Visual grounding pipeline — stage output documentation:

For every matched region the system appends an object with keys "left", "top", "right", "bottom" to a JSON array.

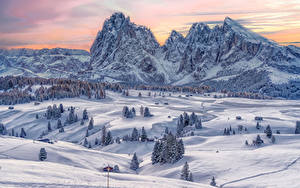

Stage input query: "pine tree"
[
  {"left": 36, "top": 114, "right": 39, "bottom": 119},
  {"left": 210, "top": 176, "right": 216, "bottom": 186},
  {"left": 254, "top": 135, "right": 264, "bottom": 146},
  {"left": 176, "top": 118, "right": 184, "bottom": 137},
  {"left": 143, "top": 107, "right": 151, "bottom": 117},
  {"left": 151, "top": 141, "right": 161, "bottom": 164},
  {"left": 80, "top": 118, "right": 84, "bottom": 125},
  {"left": 265, "top": 125, "right": 272, "bottom": 138},
  {"left": 0, "top": 123, "right": 7, "bottom": 135},
  {"left": 130, "top": 153, "right": 139, "bottom": 170},
  {"left": 131, "top": 107, "right": 136, "bottom": 117},
  {"left": 256, "top": 122, "right": 261, "bottom": 129},
  {"left": 116, "top": 137, "right": 121, "bottom": 144},
  {"left": 20, "top": 128, "right": 26, "bottom": 138},
  {"left": 195, "top": 118, "right": 202, "bottom": 129},
  {"left": 47, "top": 121, "right": 52, "bottom": 132},
  {"left": 140, "top": 106, "right": 144, "bottom": 116},
  {"left": 180, "top": 162, "right": 189, "bottom": 181},
  {"left": 164, "top": 127, "right": 169, "bottom": 134},
  {"left": 11, "top": 128, "right": 15, "bottom": 136},
  {"left": 82, "top": 109, "right": 88, "bottom": 120},
  {"left": 46, "top": 105, "right": 52, "bottom": 119},
  {"left": 88, "top": 117, "right": 94, "bottom": 130},
  {"left": 59, "top": 103, "right": 64, "bottom": 113},
  {"left": 105, "top": 131, "right": 113, "bottom": 145},
  {"left": 245, "top": 140, "right": 249, "bottom": 146},
  {"left": 85, "top": 129, "right": 89, "bottom": 137},
  {"left": 59, "top": 127, "right": 64, "bottom": 133},
  {"left": 140, "top": 127, "right": 147, "bottom": 142},
  {"left": 101, "top": 126, "right": 107, "bottom": 146},
  {"left": 295, "top": 121, "right": 300, "bottom": 134},
  {"left": 57, "top": 119, "right": 62, "bottom": 129},
  {"left": 88, "top": 142, "right": 92, "bottom": 148},
  {"left": 114, "top": 165, "right": 120, "bottom": 173},
  {"left": 39, "top": 148, "right": 47, "bottom": 161},
  {"left": 176, "top": 139, "right": 185, "bottom": 161},
  {"left": 131, "top": 128, "right": 139, "bottom": 141}
]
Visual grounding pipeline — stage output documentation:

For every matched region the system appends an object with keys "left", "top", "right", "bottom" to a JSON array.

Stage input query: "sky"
[{"left": 0, "top": 0, "right": 300, "bottom": 51}]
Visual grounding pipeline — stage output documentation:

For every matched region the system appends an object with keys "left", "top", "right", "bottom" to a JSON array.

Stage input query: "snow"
[{"left": 1, "top": 90, "right": 300, "bottom": 187}]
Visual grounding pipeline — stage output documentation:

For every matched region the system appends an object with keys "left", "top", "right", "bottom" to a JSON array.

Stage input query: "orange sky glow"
[{"left": 0, "top": 0, "right": 300, "bottom": 51}]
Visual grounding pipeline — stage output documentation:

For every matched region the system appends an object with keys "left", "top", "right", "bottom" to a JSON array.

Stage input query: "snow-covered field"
[{"left": 1, "top": 90, "right": 300, "bottom": 187}]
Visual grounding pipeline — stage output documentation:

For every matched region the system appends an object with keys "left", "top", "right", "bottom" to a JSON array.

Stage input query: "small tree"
[
  {"left": 20, "top": 128, "right": 26, "bottom": 138},
  {"left": 59, "top": 127, "right": 64, "bottom": 133},
  {"left": 88, "top": 117, "right": 94, "bottom": 130},
  {"left": 59, "top": 103, "right": 64, "bottom": 113},
  {"left": 82, "top": 109, "right": 88, "bottom": 120},
  {"left": 195, "top": 118, "right": 202, "bottom": 129},
  {"left": 47, "top": 121, "right": 52, "bottom": 132},
  {"left": 140, "top": 127, "right": 147, "bottom": 142},
  {"left": 113, "top": 165, "right": 120, "bottom": 173},
  {"left": 130, "top": 153, "right": 139, "bottom": 170},
  {"left": 83, "top": 138, "right": 88, "bottom": 147},
  {"left": 35, "top": 114, "right": 39, "bottom": 119},
  {"left": 295, "top": 121, "right": 300, "bottom": 134},
  {"left": 57, "top": 119, "right": 62, "bottom": 129},
  {"left": 265, "top": 125, "right": 272, "bottom": 138},
  {"left": 210, "top": 176, "right": 216, "bottom": 186},
  {"left": 39, "top": 148, "right": 47, "bottom": 161},
  {"left": 131, "top": 128, "right": 139, "bottom": 141},
  {"left": 180, "top": 162, "right": 189, "bottom": 181}
]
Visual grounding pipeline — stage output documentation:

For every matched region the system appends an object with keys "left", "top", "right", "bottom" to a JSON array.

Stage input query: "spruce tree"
[
  {"left": 59, "top": 103, "right": 64, "bottom": 113},
  {"left": 83, "top": 138, "right": 88, "bottom": 147},
  {"left": 47, "top": 121, "right": 52, "bottom": 132},
  {"left": 295, "top": 121, "right": 300, "bottom": 134},
  {"left": 20, "top": 128, "right": 26, "bottom": 138},
  {"left": 210, "top": 176, "right": 216, "bottom": 186},
  {"left": 265, "top": 125, "right": 272, "bottom": 138},
  {"left": 130, "top": 153, "right": 139, "bottom": 170},
  {"left": 143, "top": 107, "right": 151, "bottom": 117},
  {"left": 271, "top": 135, "right": 276, "bottom": 143},
  {"left": 105, "top": 131, "right": 113, "bottom": 145},
  {"left": 88, "top": 117, "right": 94, "bottom": 130},
  {"left": 57, "top": 119, "right": 62, "bottom": 129},
  {"left": 180, "top": 162, "right": 189, "bottom": 181},
  {"left": 39, "top": 148, "right": 47, "bottom": 161},
  {"left": 188, "top": 172, "right": 193, "bottom": 182},
  {"left": 140, "top": 127, "right": 147, "bottom": 142},
  {"left": 113, "top": 165, "right": 120, "bottom": 173},
  {"left": 151, "top": 141, "right": 162, "bottom": 164},
  {"left": 131, "top": 128, "right": 139, "bottom": 141},
  {"left": 59, "top": 127, "right": 64, "bottom": 133},
  {"left": 82, "top": 109, "right": 88, "bottom": 120},
  {"left": 195, "top": 118, "right": 202, "bottom": 129},
  {"left": 101, "top": 126, "right": 107, "bottom": 146}
]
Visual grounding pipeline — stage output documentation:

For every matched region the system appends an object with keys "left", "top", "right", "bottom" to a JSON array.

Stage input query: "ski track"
[{"left": 219, "top": 155, "right": 300, "bottom": 188}]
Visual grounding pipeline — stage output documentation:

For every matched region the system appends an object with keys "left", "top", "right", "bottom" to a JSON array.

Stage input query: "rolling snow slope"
[{"left": 1, "top": 90, "right": 300, "bottom": 187}]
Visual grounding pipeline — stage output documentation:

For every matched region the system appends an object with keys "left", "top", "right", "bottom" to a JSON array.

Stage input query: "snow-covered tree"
[
  {"left": 47, "top": 121, "right": 52, "bottom": 132},
  {"left": 295, "top": 121, "right": 300, "bottom": 134},
  {"left": 57, "top": 119, "right": 62, "bottom": 129},
  {"left": 140, "top": 106, "right": 144, "bottom": 116},
  {"left": 195, "top": 118, "right": 202, "bottom": 129},
  {"left": 265, "top": 125, "right": 272, "bottom": 138},
  {"left": 88, "top": 117, "right": 94, "bottom": 130},
  {"left": 80, "top": 118, "right": 84, "bottom": 125},
  {"left": 59, "top": 103, "right": 64, "bottom": 113},
  {"left": 20, "top": 128, "right": 26, "bottom": 138},
  {"left": 115, "top": 137, "right": 121, "bottom": 144},
  {"left": 131, "top": 107, "right": 136, "bottom": 117},
  {"left": 151, "top": 141, "right": 162, "bottom": 164},
  {"left": 82, "top": 109, "right": 88, "bottom": 120},
  {"left": 0, "top": 123, "right": 7, "bottom": 135},
  {"left": 130, "top": 153, "right": 139, "bottom": 170},
  {"left": 105, "top": 131, "right": 113, "bottom": 145},
  {"left": 101, "top": 126, "right": 107, "bottom": 146},
  {"left": 39, "top": 148, "right": 47, "bottom": 161},
  {"left": 140, "top": 127, "right": 147, "bottom": 142},
  {"left": 59, "top": 127, "right": 64, "bottom": 133},
  {"left": 131, "top": 128, "right": 139, "bottom": 141},
  {"left": 256, "top": 122, "right": 261, "bottom": 129},
  {"left": 253, "top": 135, "right": 264, "bottom": 146},
  {"left": 143, "top": 107, "right": 152, "bottom": 117},
  {"left": 180, "top": 162, "right": 190, "bottom": 181},
  {"left": 210, "top": 176, "right": 217, "bottom": 186},
  {"left": 113, "top": 165, "right": 120, "bottom": 173}
]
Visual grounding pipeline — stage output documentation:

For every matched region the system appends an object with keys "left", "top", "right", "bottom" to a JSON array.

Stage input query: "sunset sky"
[{"left": 0, "top": 0, "right": 300, "bottom": 51}]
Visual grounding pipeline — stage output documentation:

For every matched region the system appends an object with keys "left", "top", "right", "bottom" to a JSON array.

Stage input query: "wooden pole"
[{"left": 107, "top": 168, "right": 109, "bottom": 188}]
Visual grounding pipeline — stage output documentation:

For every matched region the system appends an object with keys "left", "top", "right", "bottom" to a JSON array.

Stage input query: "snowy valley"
[{"left": 1, "top": 88, "right": 300, "bottom": 187}]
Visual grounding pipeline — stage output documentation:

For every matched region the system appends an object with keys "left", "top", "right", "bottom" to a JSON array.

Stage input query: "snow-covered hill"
[
  {"left": 0, "top": 48, "right": 90, "bottom": 79},
  {"left": 1, "top": 90, "right": 300, "bottom": 187}
]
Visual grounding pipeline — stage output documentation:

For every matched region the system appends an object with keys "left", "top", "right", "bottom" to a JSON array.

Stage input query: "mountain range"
[{"left": 1, "top": 12, "right": 300, "bottom": 98}]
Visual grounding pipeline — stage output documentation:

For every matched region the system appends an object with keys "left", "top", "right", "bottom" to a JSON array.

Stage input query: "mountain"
[
  {"left": 1, "top": 13, "right": 300, "bottom": 98},
  {"left": 89, "top": 13, "right": 300, "bottom": 98},
  {"left": 0, "top": 48, "right": 90, "bottom": 79}
]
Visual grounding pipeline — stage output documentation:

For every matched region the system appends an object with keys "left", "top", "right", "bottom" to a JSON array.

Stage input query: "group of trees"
[
  {"left": 46, "top": 104, "right": 64, "bottom": 119},
  {"left": 176, "top": 112, "right": 202, "bottom": 136},
  {"left": 223, "top": 126, "right": 236, "bottom": 135},
  {"left": 0, "top": 123, "right": 25, "bottom": 138},
  {"left": 122, "top": 127, "right": 149, "bottom": 142},
  {"left": 122, "top": 106, "right": 136, "bottom": 118},
  {"left": 84, "top": 125, "right": 113, "bottom": 148},
  {"left": 151, "top": 132, "right": 184, "bottom": 164}
]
